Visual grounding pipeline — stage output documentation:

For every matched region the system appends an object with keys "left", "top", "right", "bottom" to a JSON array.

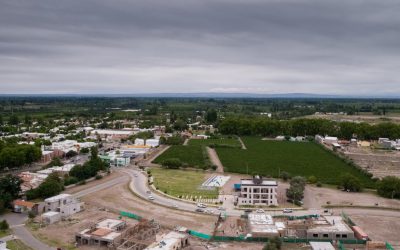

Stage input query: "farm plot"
[
  {"left": 151, "top": 168, "right": 219, "bottom": 199},
  {"left": 216, "top": 137, "right": 375, "bottom": 187},
  {"left": 153, "top": 137, "right": 241, "bottom": 168}
]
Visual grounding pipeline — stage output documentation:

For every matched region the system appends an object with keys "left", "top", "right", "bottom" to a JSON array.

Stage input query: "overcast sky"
[{"left": 1, "top": 0, "right": 400, "bottom": 95}]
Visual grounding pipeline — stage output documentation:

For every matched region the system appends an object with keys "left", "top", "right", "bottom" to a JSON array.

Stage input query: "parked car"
[
  {"left": 244, "top": 209, "right": 252, "bottom": 213},
  {"left": 256, "top": 209, "right": 265, "bottom": 213},
  {"left": 172, "top": 204, "right": 178, "bottom": 208},
  {"left": 195, "top": 208, "right": 205, "bottom": 213},
  {"left": 146, "top": 190, "right": 151, "bottom": 194},
  {"left": 283, "top": 208, "right": 293, "bottom": 213},
  {"left": 217, "top": 207, "right": 226, "bottom": 211},
  {"left": 197, "top": 203, "right": 207, "bottom": 208},
  {"left": 204, "top": 209, "right": 213, "bottom": 214},
  {"left": 134, "top": 174, "right": 138, "bottom": 177},
  {"left": 148, "top": 195, "right": 155, "bottom": 200}
]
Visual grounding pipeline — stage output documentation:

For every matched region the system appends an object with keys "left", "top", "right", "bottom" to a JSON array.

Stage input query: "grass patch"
[
  {"left": 216, "top": 137, "right": 375, "bottom": 188},
  {"left": 7, "top": 239, "right": 35, "bottom": 250},
  {"left": 151, "top": 168, "right": 218, "bottom": 199},
  {"left": 153, "top": 138, "right": 241, "bottom": 168},
  {"left": 0, "top": 229, "right": 10, "bottom": 238}
]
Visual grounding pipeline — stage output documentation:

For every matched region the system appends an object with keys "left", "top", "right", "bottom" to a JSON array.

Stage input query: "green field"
[
  {"left": 153, "top": 145, "right": 206, "bottom": 167},
  {"left": 216, "top": 137, "right": 375, "bottom": 187},
  {"left": 153, "top": 138, "right": 240, "bottom": 168},
  {"left": 151, "top": 168, "right": 218, "bottom": 198},
  {"left": 7, "top": 239, "right": 34, "bottom": 250}
]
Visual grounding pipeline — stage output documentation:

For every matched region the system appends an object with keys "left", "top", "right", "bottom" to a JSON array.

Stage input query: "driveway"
[{"left": 0, "top": 213, "right": 54, "bottom": 250}]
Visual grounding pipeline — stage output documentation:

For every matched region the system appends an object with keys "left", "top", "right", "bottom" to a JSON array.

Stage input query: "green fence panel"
[
  {"left": 120, "top": 211, "right": 142, "bottom": 221},
  {"left": 386, "top": 242, "right": 395, "bottom": 250},
  {"left": 340, "top": 239, "right": 366, "bottom": 244},
  {"left": 338, "top": 241, "right": 346, "bottom": 250},
  {"left": 188, "top": 230, "right": 212, "bottom": 240}
]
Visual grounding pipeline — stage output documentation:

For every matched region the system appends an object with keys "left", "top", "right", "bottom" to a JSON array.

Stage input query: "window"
[
  {"left": 323, "top": 234, "right": 329, "bottom": 238},
  {"left": 342, "top": 234, "right": 347, "bottom": 238},
  {"left": 313, "top": 234, "right": 318, "bottom": 238},
  {"left": 336, "top": 234, "right": 341, "bottom": 238}
]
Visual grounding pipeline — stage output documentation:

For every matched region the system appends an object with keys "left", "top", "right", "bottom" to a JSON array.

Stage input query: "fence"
[
  {"left": 273, "top": 214, "right": 319, "bottom": 220},
  {"left": 120, "top": 211, "right": 142, "bottom": 221},
  {"left": 341, "top": 211, "right": 356, "bottom": 226},
  {"left": 386, "top": 242, "right": 395, "bottom": 250}
]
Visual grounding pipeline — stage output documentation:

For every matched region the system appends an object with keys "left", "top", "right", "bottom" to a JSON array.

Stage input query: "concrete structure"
[
  {"left": 120, "top": 145, "right": 151, "bottom": 156},
  {"left": 75, "top": 219, "right": 127, "bottom": 247},
  {"left": 146, "top": 139, "right": 160, "bottom": 147},
  {"left": 12, "top": 200, "right": 40, "bottom": 214},
  {"left": 247, "top": 213, "right": 284, "bottom": 237},
  {"left": 145, "top": 231, "right": 189, "bottom": 250},
  {"left": 134, "top": 138, "right": 145, "bottom": 146},
  {"left": 324, "top": 136, "right": 338, "bottom": 145},
  {"left": 42, "top": 211, "right": 62, "bottom": 224},
  {"left": 309, "top": 241, "right": 335, "bottom": 250},
  {"left": 237, "top": 176, "right": 278, "bottom": 206},
  {"left": 100, "top": 151, "right": 130, "bottom": 167},
  {"left": 307, "top": 216, "right": 355, "bottom": 241},
  {"left": 44, "top": 194, "right": 82, "bottom": 218},
  {"left": 18, "top": 171, "right": 48, "bottom": 192},
  {"left": 315, "top": 135, "right": 324, "bottom": 144},
  {"left": 91, "top": 129, "right": 134, "bottom": 140},
  {"left": 0, "top": 240, "right": 10, "bottom": 250}
]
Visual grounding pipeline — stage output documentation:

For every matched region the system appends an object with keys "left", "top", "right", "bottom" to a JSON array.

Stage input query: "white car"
[
  {"left": 148, "top": 195, "right": 155, "bottom": 200},
  {"left": 172, "top": 204, "right": 178, "bottom": 208},
  {"left": 134, "top": 174, "right": 138, "bottom": 177},
  {"left": 217, "top": 207, "right": 226, "bottom": 211},
  {"left": 204, "top": 209, "right": 213, "bottom": 214},
  {"left": 283, "top": 208, "right": 293, "bottom": 213},
  {"left": 197, "top": 203, "right": 207, "bottom": 208},
  {"left": 256, "top": 209, "right": 265, "bottom": 213}
]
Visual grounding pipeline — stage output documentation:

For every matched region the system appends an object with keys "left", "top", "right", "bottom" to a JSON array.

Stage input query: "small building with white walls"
[
  {"left": 44, "top": 194, "right": 82, "bottom": 218},
  {"left": 42, "top": 211, "right": 62, "bottom": 224},
  {"left": 146, "top": 139, "right": 160, "bottom": 147}
]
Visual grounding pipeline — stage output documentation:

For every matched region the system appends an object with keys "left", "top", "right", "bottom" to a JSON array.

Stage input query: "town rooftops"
[
  {"left": 44, "top": 193, "right": 72, "bottom": 203},
  {"left": 145, "top": 231, "right": 187, "bottom": 250},
  {"left": 14, "top": 199, "right": 36, "bottom": 208},
  {"left": 241, "top": 179, "right": 277, "bottom": 186}
]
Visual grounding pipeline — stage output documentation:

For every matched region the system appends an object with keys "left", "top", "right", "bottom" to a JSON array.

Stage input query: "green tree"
[
  {"left": 8, "top": 114, "right": 19, "bottom": 125},
  {"left": 0, "top": 220, "right": 9, "bottom": 230},
  {"left": 0, "top": 175, "right": 22, "bottom": 213},
  {"left": 340, "top": 173, "right": 362, "bottom": 192},
  {"left": 66, "top": 150, "right": 78, "bottom": 158},
  {"left": 280, "top": 171, "right": 291, "bottom": 181},
  {"left": 161, "top": 158, "right": 183, "bottom": 169},
  {"left": 377, "top": 176, "right": 400, "bottom": 199},
  {"left": 205, "top": 109, "right": 218, "bottom": 123}
]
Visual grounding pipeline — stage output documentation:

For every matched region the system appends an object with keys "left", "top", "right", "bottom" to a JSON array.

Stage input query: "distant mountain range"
[{"left": 1, "top": 92, "right": 400, "bottom": 99}]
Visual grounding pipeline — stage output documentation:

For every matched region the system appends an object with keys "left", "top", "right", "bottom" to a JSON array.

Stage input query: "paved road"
[
  {"left": 122, "top": 167, "right": 324, "bottom": 217},
  {"left": 68, "top": 175, "right": 129, "bottom": 198},
  {"left": 0, "top": 213, "right": 54, "bottom": 250}
]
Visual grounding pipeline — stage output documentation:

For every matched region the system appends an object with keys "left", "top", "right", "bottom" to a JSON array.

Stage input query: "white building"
[
  {"left": 237, "top": 177, "right": 278, "bottom": 206},
  {"left": 324, "top": 136, "right": 338, "bottom": 145},
  {"left": 42, "top": 211, "right": 62, "bottom": 224},
  {"left": 310, "top": 242, "right": 335, "bottom": 250},
  {"left": 0, "top": 240, "right": 10, "bottom": 250},
  {"left": 99, "top": 151, "right": 130, "bottom": 167},
  {"left": 247, "top": 213, "right": 285, "bottom": 237},
  {"left": 44, "top": 194, "right": 82, "bottom": 218},
  {"left": 134, "top": 138, "right": 145, "bottom": 145},
  {"left": 146, "top": 139, "right": 160, "bottom": 147},
  {"left": 145, "top": 231, "right": 189, "bottom": 250}
]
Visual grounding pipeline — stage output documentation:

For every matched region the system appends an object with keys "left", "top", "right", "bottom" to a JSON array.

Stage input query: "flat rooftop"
[
  {"left": 308, "top": 216, "right": 353, "bottom": 233},
  {"left": 310, "top": 241, "right": 335, "bottom": 250},
  {"left": 44, "top": 193, "right": 72, "bottom": 202},
  {"left": 241, "top": 179, "right": 277, "bottom": 186},
  {"left": 145, "top": 231, "right": 186, "bottom": 250},
  {"left": 96, "top": 219, "right": 125, "bottom": 230}
]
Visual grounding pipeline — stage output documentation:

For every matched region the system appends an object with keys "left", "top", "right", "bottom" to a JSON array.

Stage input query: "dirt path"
[
  {"left": 207, "top": 146, "right": 224, "bottom": 173},
  {"left": 138, "top": 145, "right": 170, "bottom": 167},
  {"left": 183, "top": 139, "right": 189, "bottom": 145},
  {"left": 238, "top": 137, "right": 247, "bottom": 149}
]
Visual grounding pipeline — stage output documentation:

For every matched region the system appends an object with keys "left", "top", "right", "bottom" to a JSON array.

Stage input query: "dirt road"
[{"left": 207, "top": 146, "right": 224, "bottom": 172}]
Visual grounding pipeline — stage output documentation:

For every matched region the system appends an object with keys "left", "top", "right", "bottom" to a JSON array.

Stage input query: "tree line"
[
  {"left": 219, "top": 117, "right": 400, "bottom": 140},
  {"left": 0, "top": 142, "right": 41, "bottom": 170}
]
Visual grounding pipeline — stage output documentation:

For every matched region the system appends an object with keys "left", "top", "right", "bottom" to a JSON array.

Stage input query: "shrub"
[
  {"left": 161, "top": 158, "right": 183, "bottom": 169},
  {"left": 316, "top": 182, "right": 322, "bottom": 187},
  {"left": 0, "top": 220, "right": 9, "bottom": 230},
  {"left": 280, "top": 171, "right": 291, "bottom": 181},
  {"left": 308, "top": 175, "right": 317, "bottom": 184},
  {"left": 340, "top": 173, "right": 362, "bottom": 192},
  {"left": 95, "top": 174, "right": 103, "bottom": 180}
]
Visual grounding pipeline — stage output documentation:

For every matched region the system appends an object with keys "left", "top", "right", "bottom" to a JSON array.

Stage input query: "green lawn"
[
  {"left": 153, "top": 145, "right": 206, "bottom": 167},
  {"left": 0, "top": 230, "right": 10, "bottom": 238},
  {"left": 153, "top": 138, "right": 240, "bottom": 168},
  {"left": 151, "top": 168, "right": 218, "bottom": 199},
  {"left": 7, "top": 239, "right": 34, "bottom": 250},
  {"left": 188, "top": 138, "right": 241, "bottom": 147},
  {"left": 216, "top": 137, "right": 375, "bottom": 188}
]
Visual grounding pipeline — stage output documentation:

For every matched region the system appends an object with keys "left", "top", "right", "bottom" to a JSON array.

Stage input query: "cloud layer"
[{"left": 1, "top": 0, "right": 400, "bottom": 95}]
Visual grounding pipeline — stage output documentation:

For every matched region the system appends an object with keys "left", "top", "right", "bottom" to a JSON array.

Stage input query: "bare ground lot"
[
  {"left": 81, "top": 180, "right": 218, "bottom": 234},
  {"left": 304, "top": 183, "right": 400, "bottom": 209},
  {"left": 342, "top": 209, "right": 400, "bottom": 249},
  {"left": 342, "top": 146, "right": 400, "bottom": 178}
]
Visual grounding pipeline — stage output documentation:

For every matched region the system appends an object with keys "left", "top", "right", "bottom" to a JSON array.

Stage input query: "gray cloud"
[{"left": 1, "top": 0, "right": 400, "bottom": 95}]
